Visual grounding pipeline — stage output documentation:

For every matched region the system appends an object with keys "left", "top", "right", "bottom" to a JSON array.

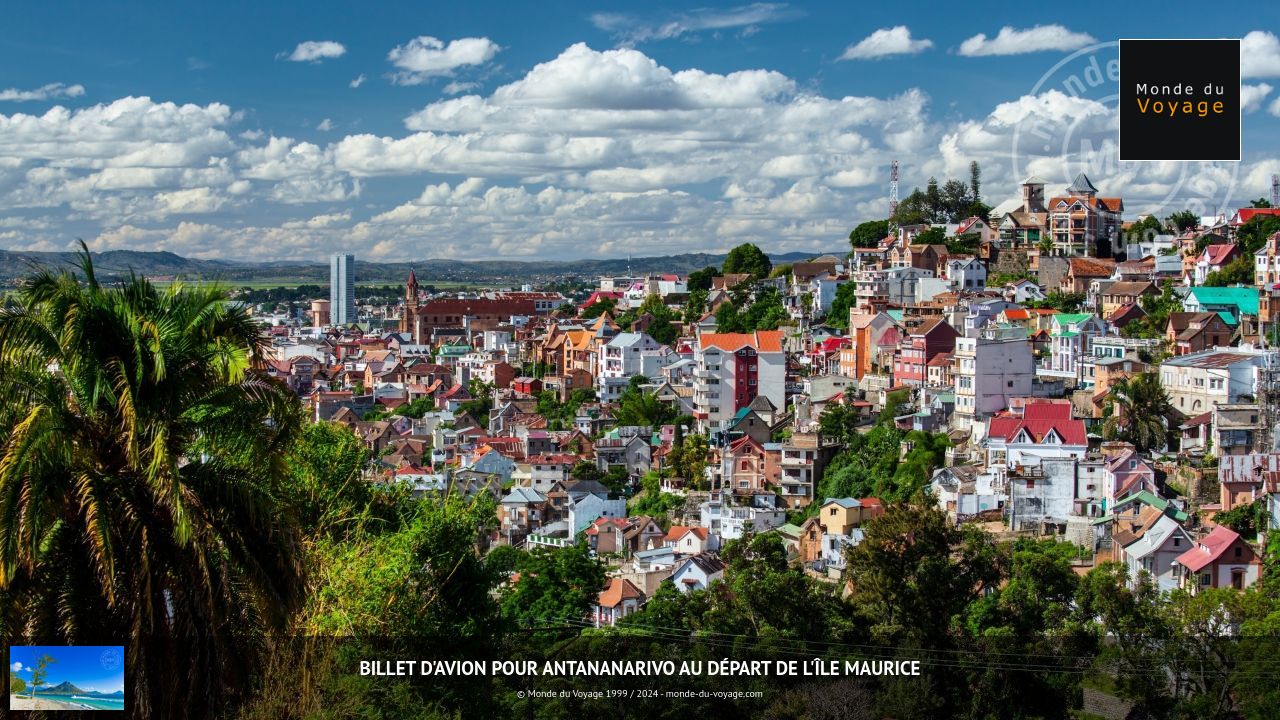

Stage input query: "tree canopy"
[{"left": 722, "top": 243, "right": 773, "bottom": 278}]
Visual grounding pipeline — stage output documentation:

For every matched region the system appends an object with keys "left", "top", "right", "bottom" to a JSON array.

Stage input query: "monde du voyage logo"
[{"left": 1119, "top": 39, "right": 1241, "bottom": 162}]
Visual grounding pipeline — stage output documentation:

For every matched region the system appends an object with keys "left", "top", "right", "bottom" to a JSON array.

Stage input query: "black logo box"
[{"left": 1119, "top": 39, "right": 1241, "bottom": 162}]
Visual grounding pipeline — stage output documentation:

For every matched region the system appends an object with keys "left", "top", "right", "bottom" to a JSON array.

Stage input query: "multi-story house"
[
  {"left": 1166, "top": 311, "right": 1235, "bottom": 355},
  {"left": 892, "top": 318, "right": 960, "bottom": 387},
  {"left": 996, "top": 177, "right": 1048, "bottom": 248},
  {"left": 1099, "top": 280, "right": 1157, "bottom": 317},
  {"left": 944, "top": 256, "right": 987, "bottom": 292},
  {"left": 952, "top": 325, "right": 1035, "bottom": 432},
  {"left": 597, "top": 332, "right": 665, "bottom": 401},
  {"left": 1253, "top": 230, "right": 1280, "bottom": 286},
  {"left": 776, "top": 429, "right": 841, "bottom": 508},
  {"left": 983, "top": 401, "right": 1087, "bottom": 469},
  {"left": 720, "top": 435, "right": 780, "bottom": 494},
  {"left": 1194, "top": 243, "right": 1241, "bottom": 285},
  {"left": 1042, "top": 313, "right": 1107, "bottom": 379},
  {"left": 1046, "top": 173, "right": 1123, "bottom": 257},
  {"left": 1159, "top": 347, "right": 1268, "bottom": 416},
  {"left": 1212, "top": 403, "right": 1264, "bottom": 457},
  {"left": 692, "top": 330, "right": 785, "bottom": 434},
  {"left": 1182, "top": 286, "right": 1258, "bottom": 324},
  {"left": 838, "top": 312, "right": 900, "bottom": 379},
  {"left": 1101, "top": 444, "right": 1158, "bottom": 506},
  {"left": 1115, "top": 513, "right": 1193, "bottom": 593}
]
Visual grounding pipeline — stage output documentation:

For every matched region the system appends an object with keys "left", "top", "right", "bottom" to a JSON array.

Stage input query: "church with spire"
[{"left": 399, "top": 268, "right": 420, "bottom": 336}]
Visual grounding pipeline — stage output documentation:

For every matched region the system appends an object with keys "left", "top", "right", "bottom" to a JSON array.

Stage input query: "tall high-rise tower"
[{"left": 329, "top": 253, "right": 355, "bottom": 326}]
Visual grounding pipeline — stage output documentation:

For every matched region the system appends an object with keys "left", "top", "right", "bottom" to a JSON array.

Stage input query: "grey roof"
[
  {"left": 1066, "top": 173, "right": 1098, "bottom": 194},
  {"left": 679, "top": 553, "right": 726, "bottom": 576},
  {"left": 501, "top": 487, "right": 546, "bottom": 504},
  {"left": 823, "top": 498, "right": 862, "bottom": 509}
]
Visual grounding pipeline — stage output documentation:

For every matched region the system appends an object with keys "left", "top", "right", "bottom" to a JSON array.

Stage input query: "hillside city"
[
  {"left": 259, "top": 170, "right": 1280, "bottom": 624},
  {"left": 13, "top": 169, "right": 1280, "bottom": 718}
]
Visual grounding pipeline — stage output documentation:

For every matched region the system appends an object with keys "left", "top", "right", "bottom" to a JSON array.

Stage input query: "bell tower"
[{"left": 400, "top": 269, "right": 420, "bottom": 337}]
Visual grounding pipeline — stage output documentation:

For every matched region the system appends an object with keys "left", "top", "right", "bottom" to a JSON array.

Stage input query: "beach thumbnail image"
[{"left": 8, "top": 646, "right": 125, "bottom": 711}]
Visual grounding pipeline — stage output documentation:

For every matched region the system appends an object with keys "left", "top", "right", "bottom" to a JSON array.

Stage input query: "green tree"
[
  {"left": 29, "top": 653, "right": 54, "bottom": 700},
  {"left": 848, "top": 219, "right": 890, "bottom": 249},
  {"left": 499, "top": 543, "right": 605, "bottom": 627},
  {"left": 686, "top": 265, "right": 722, "bottom": 292},
  {"left": 722, "top": 243, "right": 773, "bottom": 279},
  {"left": 9, "top": 672, "right": 23, "bottom": 695},
  {"left": 615, "top": 385, "right": 677, "bottom": 427},
  {"left": 1029, "top": 290, "right": 1086, "bottom": 313},
  {"left": 682, "top": 288, "right": 709, "bottom": 324},
  {"left": 580, "top": 297, "right": 617, "bottom": 319},
  {"left": 1168, "top": 209, "right": 1199, "bottom": 232},
  {"left": 1102, "top": 373, "right": 1173, "bottom": 451},
  {"left": 915, "top": 226, "right": 946, "bottom": 245},
  {"left": 0, "top": 246, "right": 304, "bottom": 718},
  {"left": 1235, "top": 214, "right": 1280, "bottom": 254},
  {"left": 824, "top": 282, "right": 857, "bottom": 328},
  {"left": 287, "top": 421, "right": 375, "bottom": 540},
  {"left": 846, "top": 503, "right": 1001, "bottom": 644}
]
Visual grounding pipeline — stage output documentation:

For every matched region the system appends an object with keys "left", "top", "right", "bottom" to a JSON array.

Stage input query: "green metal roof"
[
  {"left": 1187, "top": 287, "right": 1259, "bottom": 316},
  {"left": 1054, "top": 313, "right": 1092, "bottom": 325},
  {"left": 1215, "top": 311, "right": 1239, "bottom": 327}
]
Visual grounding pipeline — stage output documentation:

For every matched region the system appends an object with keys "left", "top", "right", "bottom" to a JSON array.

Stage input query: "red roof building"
[{"left": 1174, "top": 526, "right": 1260, "bottom": 593}]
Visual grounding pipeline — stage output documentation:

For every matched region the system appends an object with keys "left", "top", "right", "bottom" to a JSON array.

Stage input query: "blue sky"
[
  {"left": 2, "top": 1, "right": 1280, "bottom": 261},
  {"left": 10, "top": 646, "right": 125, "bottom": 694}
]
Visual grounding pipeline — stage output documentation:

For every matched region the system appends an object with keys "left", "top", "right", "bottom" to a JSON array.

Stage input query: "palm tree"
[
  {"left": 0, "top": 245, "right": 304, "bottom": 718},
  {"left": 1102, "top": 373, "right": 1173, "bottom": 452}
]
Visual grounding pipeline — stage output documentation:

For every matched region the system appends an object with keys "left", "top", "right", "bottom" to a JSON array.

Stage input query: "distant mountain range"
[{"left": 0, "top": 248, "right": 845, "bottom": 285}]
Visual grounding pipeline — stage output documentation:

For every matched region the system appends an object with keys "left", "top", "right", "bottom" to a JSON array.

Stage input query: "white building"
[
  {"left": 597, "top": 332, "right": 666, "bottom": 401},
  {"left": 693, "top": 330, "right": 786, "bottom": 434},
  {"left": 952, "top": 325, "right": 1035, "bottom": 432},
  {"left": 1159, "top": 347, "right": 1270, "bottom": 417},
  {"left": 945, "top": 256, "right": 988, "bottom": 292},
  {"left": 1042, "top": 313, "right": 1107, "bottom": 379},
  {"left": 1117, "top": 514, "right": 1192, "bottom": 593}
]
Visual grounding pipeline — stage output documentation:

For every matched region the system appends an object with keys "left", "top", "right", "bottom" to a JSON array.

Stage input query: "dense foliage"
[
  {"left": 0, "top": 247, "right": 305, "bottom": 719},
  {"left": 722, "top": 243, "right": 773, "bottom": 279}
]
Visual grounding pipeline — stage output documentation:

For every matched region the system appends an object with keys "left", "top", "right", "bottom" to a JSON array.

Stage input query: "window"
[
  {"left": 1201, "top": 573, "right": 1212, "bottom": 587},
  {"left": 1173, "top": 537, "right": 1181, "bottom": 547}
]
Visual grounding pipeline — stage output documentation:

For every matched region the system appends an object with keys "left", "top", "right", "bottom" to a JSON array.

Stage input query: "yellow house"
[{"left": 818, "top": 498, "right": 883, "bottom": 535}]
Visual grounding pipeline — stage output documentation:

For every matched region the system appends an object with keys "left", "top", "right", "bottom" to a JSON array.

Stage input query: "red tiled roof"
[
  {"left": 1233, "top": 208, "right": 1280, "bottom": 225},
  {"left": 1175, "top": 526, "right": 1244, "bottom": 573},
  {"left": 988, "top": 402, "right": 1086, "bottom": 445},
  {"left": 665, "top": 526, "right": 709, "bottom": 542},
  {"left": 1201, "top": 243, "right": 1237, "bottom": 266},
  {"left": 598, "top": 577, "right": 644, "bottom": 607}
]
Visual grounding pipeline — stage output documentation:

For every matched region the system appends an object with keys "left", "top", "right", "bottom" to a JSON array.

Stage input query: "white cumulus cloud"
[
  {"left": 958, "top": 25, "right": 1095, "bottom": 57},
  {"left": 1243, "top": 83, "right": 1273, "bottom": 113},
  {"left": 1243, "top": 31, "right": 1280, "bottom": 78},
  {"left": 284, "top": 40, "right": 347, "bottom": 63},
  {"left": 387, "top": 36, "right": 501, "bottom": 85},
  {"left": 839, "top": 26, "right": 932, "bottom": 60}
]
